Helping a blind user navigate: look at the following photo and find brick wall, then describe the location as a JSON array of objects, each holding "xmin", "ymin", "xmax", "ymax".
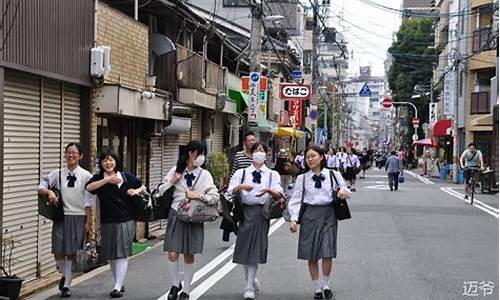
[{"xmin": 97, "ymin": 3, "xmax": 149, "ymax": 90}]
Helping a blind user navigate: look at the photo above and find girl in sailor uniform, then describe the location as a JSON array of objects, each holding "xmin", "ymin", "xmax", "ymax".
[
  {"xmin": 158, "ymin": 140, "xmax": 220, "ymax": 300},
  {"xmin": 37, "ymin": 143, "xmax": 93, "ymax": 298},
  {"xmin": 288, "ymin": 145, "xmax": 351, "ymax": 299},
  {"xmin": 228, "ymin": 142, "xmax": 284, "ymax": 300}
]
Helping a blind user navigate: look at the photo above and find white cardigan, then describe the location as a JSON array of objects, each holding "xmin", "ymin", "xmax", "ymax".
[{"xmin": 158, "ymin": 166, "xmax": 220, "ymax": 211}]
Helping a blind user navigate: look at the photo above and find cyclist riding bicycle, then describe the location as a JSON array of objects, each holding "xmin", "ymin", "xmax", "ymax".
[{"xmin": 459, "ymin": 142, "xmax": 484, "ymax": 199}]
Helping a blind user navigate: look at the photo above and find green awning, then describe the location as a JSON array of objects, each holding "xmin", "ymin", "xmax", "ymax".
[{"xmin": 228, "ymin": 89, "xmax": 250, "ymax": 113}]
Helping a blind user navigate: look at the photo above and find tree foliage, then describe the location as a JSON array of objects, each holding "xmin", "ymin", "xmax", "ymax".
[{"xmin": 388, "ymin": 18, "xmax": 437, "ymax": 147}]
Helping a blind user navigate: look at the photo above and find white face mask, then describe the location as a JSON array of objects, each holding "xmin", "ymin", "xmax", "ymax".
[
  {"xmin": 194, "ymin": 155, "xmax": 205, "ymax": 167},
  {"xmin": 252, "ymin": 152, "xmax": 267, "ymax": 164}
]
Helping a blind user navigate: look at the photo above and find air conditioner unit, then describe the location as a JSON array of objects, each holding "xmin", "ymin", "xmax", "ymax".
[{"xmin": 90, "ymin": 46, "xmax": 111, "ymax": 78}]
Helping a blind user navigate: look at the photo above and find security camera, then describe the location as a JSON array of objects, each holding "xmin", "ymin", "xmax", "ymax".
[{"xmin": 141, "ymin": 91, "xmax": 155, "ymax": 100}]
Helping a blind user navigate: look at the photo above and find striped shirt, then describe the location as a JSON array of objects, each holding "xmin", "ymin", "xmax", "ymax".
[{"xmin": 231, "ymin": 150, "xmax": 253, "ymax": 176}]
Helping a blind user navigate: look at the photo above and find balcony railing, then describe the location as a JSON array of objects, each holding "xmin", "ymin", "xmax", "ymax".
[{"xmin": 473, "ymin": 27, "xmax": 494, "ymax": 53}]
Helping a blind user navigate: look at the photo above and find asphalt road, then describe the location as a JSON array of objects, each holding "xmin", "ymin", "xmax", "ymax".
[{"xmin": 29, "ymin": 168, "xmax": 499, "ymax": 300}]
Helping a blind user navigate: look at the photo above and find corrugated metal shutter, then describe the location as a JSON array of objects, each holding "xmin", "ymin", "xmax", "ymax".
[
  {"xmin": 191, "ymin": 109, "xmax": 203, "ymax": 141},
  {"xmin": 3, "ymin": 71, "xmax": 41, "ymax": 281},
  {"xmin": 62, "ymin": 83, "xmax": 81, "ymax": 145},
  {"xmin": 163, "ymin": 135, "xmax": 179, "ymax": 172},
  {"xmin": 212, "ymin": 113, "xmax": 224, "ymax": 153},
  {"xmin": 38, "ymin": 78, "xmax": 63, "ymax": 277},
  {"xmin": 148, "ymin": 136, "xmax": 163, "ymax": 232}
]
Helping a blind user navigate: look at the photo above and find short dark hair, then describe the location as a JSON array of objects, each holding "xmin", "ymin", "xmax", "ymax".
[
  {"xmin": 303, "ymin": 144, "xmax": 327, "ymax": 172},
  {"xmin": 98, "ymin": 150, "xmax": 122, "ymax": 175},
  {"xmin": 244, "ymin": 131, "xmax": 256, "ymax": 141},
  {"xmin": 65, "ymin": 142, "xmax": 82, "ymax": 154},
  {"xmin": 176, "ymin": 140, "xmax": 205, "ymax": 173},
  {"xmin": 468, "ymin": 143, "xmax": 476, "ymax": 148},
  {"xmin": 391, "ymin": 150, "xmax": 397, "ymax": 155},
  {"xmin": 250, "ymin": 142, "xmax": 268, "ymax": 154}
]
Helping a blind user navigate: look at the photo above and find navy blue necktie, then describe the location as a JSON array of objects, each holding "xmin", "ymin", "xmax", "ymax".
[
  {"xmin": 252, "ymin": 171, "xmax": 262, "ymax": 184},
  {"xmin": 312, "ymin": 174, "xmax": 325, "ymax": 189},
  {"xmin": 185, "ymin": 173, "xmax": 196, "ymax": 187},
  {"xmin": 67, "ymin": 174, "xmax": 77, "ymax": 188}
]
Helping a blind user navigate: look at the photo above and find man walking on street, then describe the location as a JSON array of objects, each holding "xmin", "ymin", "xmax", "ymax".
[
  {"xmin": 385, "ymin": 150, "xmax": 403, "ymax": 191},
  {"xmin": 231, "ymin": 131, "xmax": 257, "ymax": 176}
]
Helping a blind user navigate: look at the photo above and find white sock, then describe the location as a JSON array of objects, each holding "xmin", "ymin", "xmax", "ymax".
[
  {"xmin": 321, "ymin": 275, "xmax": 330, "ymax": 289},
  {"xmin": 56, "ymin": 259, "xmax": 65, "ymax": 274},
  {"xmin": 243, "ymin": 265, "xmax": 249, "ymax": 280},
  {"xmin": 182, "ymin": 263, "xmax": 195, "ymax": 294},
  {"xmin": 113, "ymin": 258, "xmax": 128, "ymax": 291},
  {"xmin": 109, "ymin": 260, "xmax": 117, "ymax": 281},
  {"xmin": 63, "ymin": 258, "xmax": 73, "ymax": 288},
  {"xmin": 313, "ymin": 279, "xmax": 321, "ymax": 292},
  {"xmin": 245, "ymin": 265, "xmax": 257, "ymax": 291},
  {"xmin": 167, "ymin": 259, "xmax": 181, "ymax": 287}
]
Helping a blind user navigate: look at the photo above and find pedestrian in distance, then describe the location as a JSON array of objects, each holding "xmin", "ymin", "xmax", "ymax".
[
  {"xmin": 359, "ymin": 148, "xmax": 370, "ymax": 179},
  {"xmin": 228, "ymin": 142, "xmax": 285, "ymax": 300},
  {"xmin": 326, "ymin": 148, "xmax": 338, "ymax": 170},
  {"xmin": 85, "ymin": 150, "xmax": 147, "ymax": 298},
  {"xmin": 385, "ymin": 150, "xmax": 403, "ymax": 191},
  {"xmin": 288, "ymin": 145, "xmax": 351, "ymax": 300},
  {"xmin": 158, "ymin": 140, "xmax": 220, "ymax": 300},
  {"xmin": 344, "ymin": 148, "xmax": 361, "ymax": 192},
  {"xmin": 336, "ymin": 147, "xmax": 347, "ymax": 175},
  {"xmin": 295, "ymin": 149, "xmax": 306, "ymax": 174},
  {"xmin": 37, "ymin": 143, "xmax": 94, "ymax": 298},
  {"xmin": 459, "ymin": 142, "xmax": 484, "ymax": 199}
]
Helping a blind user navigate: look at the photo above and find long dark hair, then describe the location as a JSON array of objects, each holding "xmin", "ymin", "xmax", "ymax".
[
  {"xmin": 303, "ymin": 144, "xmax": 327, "ymax": 173},
  {"xmin": 176, "ymin": 140, "xmax": 205, "ymax": 173},
  {"xmin": 98, "ymin": 150, "xmax": 122, "ymax": 175},
  {"xmin": 250, "ymin": 142, "xmax": 268, "ymax": 154}
]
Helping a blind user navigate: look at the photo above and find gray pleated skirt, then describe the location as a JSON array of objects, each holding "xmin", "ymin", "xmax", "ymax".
[
  {"xmin": 100, "ymin": 220, "xmax": 136, "ymax": 261},
  {"xmin": 233, "ymin": 204, "xmax": 270, "ymax": 265},
  {"xmin": 52, "ymin": 215, "xmax": 86, "ymax": 255},
  {"xmin": 163, "ymin": 208, "xmax": 204, "ymax": 255},
  {"xmin": 298, "ymin": 204, "xmax": 338, "ymax": 260}
]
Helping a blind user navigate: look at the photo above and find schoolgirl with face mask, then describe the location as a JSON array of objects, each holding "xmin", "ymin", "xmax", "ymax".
[
  {"xmin": 158, "ymin": 140, "xmax": 220, "ymax": 300},
  {"xmin": 228, "ymin": 142, "xmax": 285, "ymax": 300}
]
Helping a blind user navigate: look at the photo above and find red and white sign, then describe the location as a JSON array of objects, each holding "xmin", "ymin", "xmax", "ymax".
[
  {"xmin": 280, "ymin": 83, "xmax": 311, "ymax": 100},
  {"xmin": 412, "ymin": 117, "xmax": 420, "ymax": 128},
  {"xmin": 242, "ymin": 76, "xmax": 267, "ymax": 93},
  {"xmin": 289, "ymin": 99, "xmax": 303, "ymax": 128},
  {"xmin": 381, "ymin": 98, "xmax": 393, "ymax": 108}
]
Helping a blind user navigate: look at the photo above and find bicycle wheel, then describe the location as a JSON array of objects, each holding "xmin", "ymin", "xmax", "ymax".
[{"xmin": 470, "ymin": 180, "xmax": 475, "ymax": 205}]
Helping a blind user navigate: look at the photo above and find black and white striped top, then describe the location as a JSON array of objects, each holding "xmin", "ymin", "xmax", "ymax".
[{"xmin": 231, "ymin": 150, "xmax": 253, "ymax": 176}]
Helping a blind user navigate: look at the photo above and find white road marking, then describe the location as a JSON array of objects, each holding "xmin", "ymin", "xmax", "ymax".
[
  {"xmin": 187, "ymin": 219, "xmax": 286, "ymax": 300},
  {"xmin": 405, "ymin": 170, "xmax": 434, "ymax": 185},
  {"xmin": 365, "ymin": 184, "xmax": 389, "ymax": 190},
  {"xmin": 440, "ymin": 187, "xmax": 499, "ymax": 218}
]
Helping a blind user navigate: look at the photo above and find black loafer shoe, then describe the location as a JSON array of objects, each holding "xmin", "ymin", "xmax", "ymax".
[
  {"xmin": 120, "ymin": 286, "xmax": 125, "ymax": 293},
  {"xmin": 167, "ymin": 285, "xmax": 180, "ymax": 300},
  {"xmin": 323, "ymin": 288, "xmax": 335, "ymax": 299},
  {"xmin": 61, "ymin": 287, "xmax": 71, "ymax": 298},
  {"xmin": 314, "ymin": 291, "xmax": 324, "ymax": 299},
  {"xmin": 58, "ymin": 276, "xmax": 65, "ymax": 291},
  {"xmin": 109, "ymin": 289, "xmax": 123, "ymax": 298},
  {"xmin": 179, "ymin": 292, "xmax": 190, "ymax": 300}
]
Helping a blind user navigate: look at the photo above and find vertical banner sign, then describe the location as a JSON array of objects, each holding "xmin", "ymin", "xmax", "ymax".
[
  {"xmin": 289, "ymin": 99, "xmax": 303, "ymax": 128},
  {"xmin": 258, "ymin": 91, "xmax": 268, "ymax": 126},
  {"xmin": 429, "ymin": 103, "xmax": 437, "ymax": 124},
  {"xmin": 443, "ymin": 79, "xmax": 453, "ymax": 116},
  {"xmin": 248, "ymin": 72, "xmax": 260, "ymax": 126}
]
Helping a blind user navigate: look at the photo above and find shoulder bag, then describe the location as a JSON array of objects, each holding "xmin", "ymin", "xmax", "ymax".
[
  {"xmin": 73, "ymin": 233, "xmax": 99, "ymax": 273},
  {"xmin": 231, "ymin": 169, "xmax": 246, "ymax": 224},
  {"xmin": 262, "ymin": 172, "xmax": 285, "ymax": 220},
  {"xmin": 178, "ymin": 170, "xmax": 220, "ymax": 223},
  {"xmin": 38, "ymin": 170, "xmax": 64, "ymax": 221},
  {"xmin": 151, "ymin": 182, "xmax": 174, "ymax": 220},
  {"xmin": 329, "ymin": 171, "xmax": 351, "ymax": 220},
  {"xmin": 123, "ymin": 172, "xmax": 154, "ymax": 222}
]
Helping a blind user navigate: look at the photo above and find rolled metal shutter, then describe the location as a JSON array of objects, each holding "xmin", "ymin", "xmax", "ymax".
[
  {"xmin": 148, "ymin": 136, "xmax": 163, "ymax": 232},
  {"xmin": 38, "ymin": 78, "xmax": 63, "ymax": 277},
  {"xmin": 62, "ymin": 83, "xmax": 81, "ymax": 145},
  {"xmin": 163, "ymin": 135, "xmax": 179, "ymax": 172},
  {"xmin": 3, "ymin": 71, "xmax": 41, "ymax": 281},
  {"xmin": 190, "ymin": 109, "xmax": 203, "ymax": 141},
  {"xmin": 211, "ymin": 113, "xmax": 224, "ymax": 153}
]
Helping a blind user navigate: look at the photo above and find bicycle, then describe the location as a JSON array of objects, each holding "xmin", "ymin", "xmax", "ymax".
[{"xmin": 465, "ymin": 167, "xmax": 481, "ymax": 205}]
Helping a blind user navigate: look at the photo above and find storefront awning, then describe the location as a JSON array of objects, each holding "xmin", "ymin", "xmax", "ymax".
[
  {"xmin": 276, "ymin": 127, "xmax": 305, "ymax": 138},
  {"xmin": 228, "ymin": 89, "xmax": 250, "ymax": 113},
  {"xmin": 433, "ymin": 119, "xmax": 453, "ymax": 137}
]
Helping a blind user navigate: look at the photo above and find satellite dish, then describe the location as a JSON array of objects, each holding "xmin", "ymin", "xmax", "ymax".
[{"xmin": 151, "ymin": 34, "xmax": 176, "ymax": 56}]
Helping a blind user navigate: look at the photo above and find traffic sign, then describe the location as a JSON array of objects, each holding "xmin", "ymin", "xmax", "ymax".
[
  {"xmin": 382, "ymin": 98, "xmax": 393, "ymax": 108},
  {"xmin": 292, "ymin": 70, "xmax": 302, "ymax": 79},
  {"xmin": 310, "ymin": 110, "xmax": 318, "ymax": 120},
  {"xmin": 412, "ymin": 117, "xmax": 420, "ymax": 128},
  {"xmin": 280, "ymin": 83, "xmax": 311, "ymax": 100},
  {"xmin": 359, "ymin": 82, "xmax": 372, "ymax": 97}
]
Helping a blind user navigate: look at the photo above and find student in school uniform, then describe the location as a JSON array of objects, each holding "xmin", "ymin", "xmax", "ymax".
[
  {"xmin": 326, "ymin": 148, "xmax": 338, "ymax": 170},
  {"xmin": 336, "ymin": 148, "xmax": 347, "ymax": 174},
  {"xmin": 288, "ymin": 145, "xmax": 351, "ymax": 300},
  {"xmin": 86, "ymin": 151, "xmax": 147, "ymax": 298},
  {"xmin": 38, "ymin": 143, "xmax": 93, "ymax": 298},
  {"xmin": 158, "ymin": 140, "xmax": 220, "ymax": 300},
  {"xmin": 344, "ymin": 148, "xmax": 361, "ymax": 192},
  {"xmin": 228, "ymin": 142, "xmax": 284, "ymax": 300}
]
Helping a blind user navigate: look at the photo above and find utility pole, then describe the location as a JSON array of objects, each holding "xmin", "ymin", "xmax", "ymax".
[
  {"xmin": 452, "ymin": 52, "xmax": 460, "ymax": 183},
  {"xmin": 249, "ymin": 1, "xmax": 263, "ymax": 72},
  {"xmin": 312, "ymin": 0, "xmax": 319, "ymax": 143}
]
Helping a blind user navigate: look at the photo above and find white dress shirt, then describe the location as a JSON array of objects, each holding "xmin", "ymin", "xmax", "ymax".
[
  {"xmin": 288, "ymin": 168, "xmax": 351, "ymax": 222},
  {"xmin": 345, "ymin": 154, "xmax": 361, "ymax": 168},
  {"xmin": 228, "ymin": 164, "xmax": 283, "ymax": 205},
  {"xmin": 326, "ymin": 155, "xmax": 337, "ymax": 168},
  {"xmin": 336, "ymin": 153, "xmax": 347, "ymax": 168}
]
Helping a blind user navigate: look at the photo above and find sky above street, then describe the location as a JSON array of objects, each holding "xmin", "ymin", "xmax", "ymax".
[{"xmin": 328, "ymin": 0, "xmax": 402, "ymax": 77}]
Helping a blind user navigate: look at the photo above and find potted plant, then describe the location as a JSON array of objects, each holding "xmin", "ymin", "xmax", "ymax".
[
  {"xmin": 0, "ymin": 237, "xmax": 23, "ymax": 300},
  {"xmin": 209, "ymin": 152, "xmax": 229, "ymax": 190}
]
